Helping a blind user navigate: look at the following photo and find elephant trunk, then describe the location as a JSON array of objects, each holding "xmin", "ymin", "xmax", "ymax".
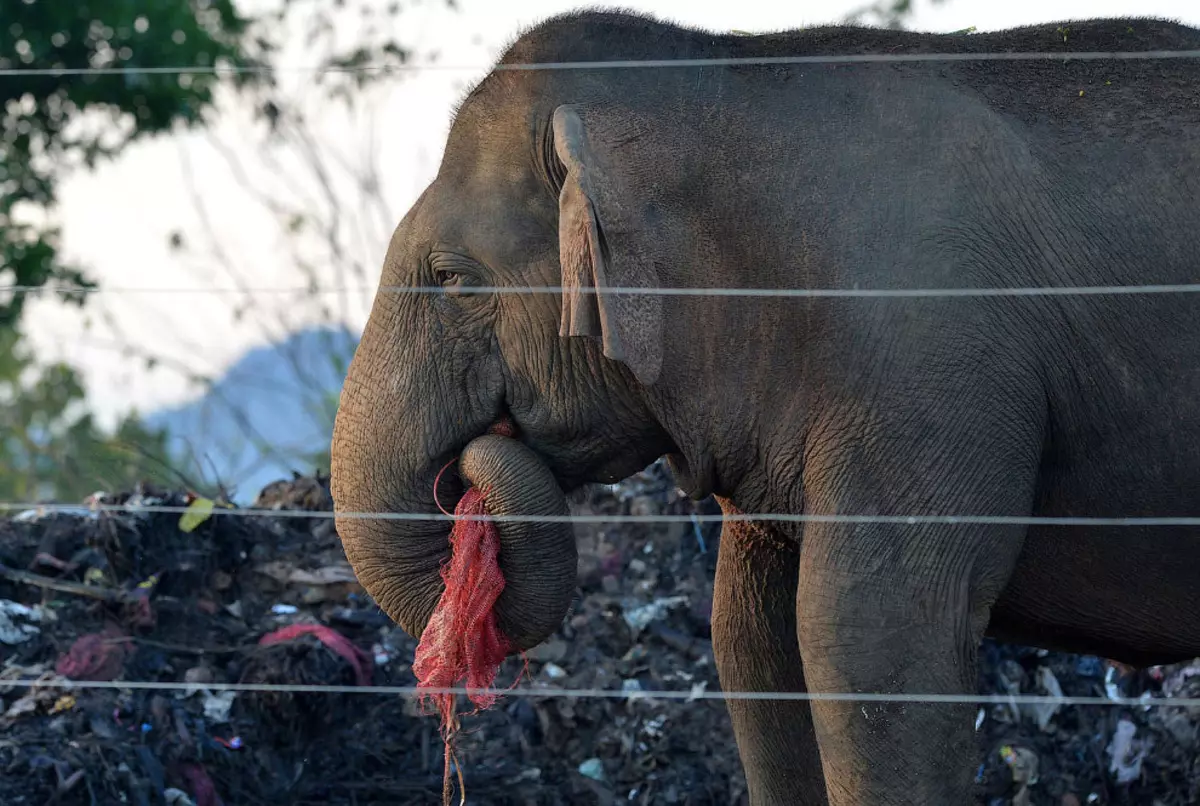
[{"xmin": 331, "ymin": 419, "xmax": 577, "ymax": 654}]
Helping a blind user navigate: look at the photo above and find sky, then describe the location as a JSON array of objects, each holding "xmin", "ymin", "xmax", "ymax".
[{"xmin": 24, "ymin": 0, "xmax": 1200, "ymax": 427}]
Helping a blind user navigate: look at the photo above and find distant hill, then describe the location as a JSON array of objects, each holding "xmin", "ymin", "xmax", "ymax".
[{"xmin": 145, "ymin": 326, "xmax": 358, "ymax": 502}]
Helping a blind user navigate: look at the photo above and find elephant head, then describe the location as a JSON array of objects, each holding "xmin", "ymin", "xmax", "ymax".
[{"xmin": 329, "ymin": 28, "xmax": 698, "ymax": 653}]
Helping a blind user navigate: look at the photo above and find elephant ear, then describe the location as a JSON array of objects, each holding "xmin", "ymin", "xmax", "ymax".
[{"xmin": 552, "ymin": 104, "xmax": 663, "ymax": 387}]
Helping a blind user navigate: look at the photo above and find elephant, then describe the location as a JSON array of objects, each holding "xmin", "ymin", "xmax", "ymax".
[{"xmin": 329, "ymin": 10, "xmax": 1200, "ymax": 805}]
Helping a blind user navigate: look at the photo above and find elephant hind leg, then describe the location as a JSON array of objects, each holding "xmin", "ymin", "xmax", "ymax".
[{"xmin": 711, "ymin": 496, "xmax": 828, "ymax": 806}]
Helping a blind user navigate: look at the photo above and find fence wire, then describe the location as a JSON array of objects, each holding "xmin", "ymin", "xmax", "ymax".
[
  {"xmin": 3, "ymin": 47, "xmax": 1200, "ymax": 78},
  {"xmin": 5, "ymin": 501, "xmax": 1200, "ymax": 528},
  {"xmin": 10, "ymin": 281, "xmax": 1200, "ymax": 298},
  {"xmin": 1, "ymin": 676, "xmax": 1197, "ymax": 710}
]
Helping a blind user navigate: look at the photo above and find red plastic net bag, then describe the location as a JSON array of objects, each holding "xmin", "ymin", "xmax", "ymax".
[
  {"xmin": 413, "ymin": 420, "xmax": 523, "ymax": 805},
  {"xmin": 412, "ymin": 486, "xmax": 510, "ymax": 719}
]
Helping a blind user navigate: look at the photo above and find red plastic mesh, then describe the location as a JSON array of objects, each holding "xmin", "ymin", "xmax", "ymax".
[
  {"xmin": 258, "ymin": 623, "xmax": 372, "ymax": 686},
  {"xmin": 412, "ymin": 418, "xmax": 521, "ymax": 804},
  {"xmin": 412, "ymin": 485, "xmax": 511, "ymax": 721}
]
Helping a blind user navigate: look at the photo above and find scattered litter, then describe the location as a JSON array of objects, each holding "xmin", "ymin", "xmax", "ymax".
[
  {"xmin": 1000, "ymin": 744, "xmax": 1040, "ymax": 806},
  {"xmin": 164, "ymin": 788, "xmax": 197, "ymax": 806},
  {"xmin": 178, "ymin": 497, "xmax": 217, "ymax": 533},
  {"xmin": 578, "ymin": 757, "xmax": 605, "ymax": 781},
  {"xmin": 258, "ymin": 623, "xmax": 372, "ymax": 686},
  {"xmin": 201, "ymin": 690, "xmax": 237, "ymax": 723},
  {"xmin": 1032, "ymin": 666, "xmax": 1065, "ymax": 731},
  {"xmin": 1, "ymin": 669, "xmax": 74, "ymax": 724},
  {"xmin": 690, "ymin": 512, "xmax": 707, "ymax": 553},
  {"xmin": 270, "ymin": 604, "xmax": 298, "ymax": 616},
  {"xmin": 0, "ymin": 469, "xmax": 1198, "ymax": 804},
  {"xmin": 54, "ymin": 627, "xmax": 133, "ymax": 681},
  {"xmin": 179, "ymin": 762, "xmax": 222, "ymax": 806},
  {"xmin": 1105, "ymin": 665, "xmax": 1124, "ymax": 700},
  {"xmin": 622, "ymin": 596, "xmax": 689, "ymax": 633},
  {"xmin": 1107, "ymin": 719, "xmax": 1151, "ymax": 784},
  {"xmin": 1159, "ymin": 659, "xmax": 1200, "ymax": 700},
  {"xmin": 0, "ymin": 600, "xmax": 43, "ymax": 644},
  {"xmin": 49, "ymin": 695, "xmax": 75, "ymax": 714}
]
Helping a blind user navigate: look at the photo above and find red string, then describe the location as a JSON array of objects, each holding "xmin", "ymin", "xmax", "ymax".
[{"xmin": 413, "ymin": 418, "xmax": 523, "ymax": 805}]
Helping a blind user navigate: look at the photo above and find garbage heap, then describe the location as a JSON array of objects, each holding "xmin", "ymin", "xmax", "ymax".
[{"xmin": 0, "ymin": 464, "xmax": 1197, "ymax": 805}]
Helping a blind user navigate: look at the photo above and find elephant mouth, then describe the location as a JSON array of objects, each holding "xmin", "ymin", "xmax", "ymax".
[{"xmin": 433, "ymin": 413, "xmax": 521, "ymax": 513}]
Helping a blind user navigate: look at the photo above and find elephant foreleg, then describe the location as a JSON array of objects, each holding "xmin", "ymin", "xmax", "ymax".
[
  {"xmin": 711, "ymin": 496, "xmax": 828, "ymax": 805},
  {"xmin": 795, "ymin": 396, "xmax": 1041, "ymax": 806}
]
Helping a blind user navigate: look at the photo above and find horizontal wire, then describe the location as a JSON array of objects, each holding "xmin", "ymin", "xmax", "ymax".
[
  {"xmin": 5, "ymin": 501, "xmax": 1200, "ymax": 527},
  {"xmin": 9, "ymin": 282, "xmax": 1200, "ymax": 299},
  {"xmin": 0, "ymin": 676, "xmax": 1196, "ymax": 708},
  {"xmin": 3, "ymin": 48, "xmax": 1200, "ymax": 77}
]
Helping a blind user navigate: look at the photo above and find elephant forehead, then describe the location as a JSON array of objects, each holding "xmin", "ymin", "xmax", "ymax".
[{"xmin": 415, "ymin": 176, "xmax": 557, "ymax": 261}]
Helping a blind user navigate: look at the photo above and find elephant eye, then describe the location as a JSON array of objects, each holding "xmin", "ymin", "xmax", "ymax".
[{"xmin": 429, "ymin": 250, "xmax": 483, "ymax": 299}]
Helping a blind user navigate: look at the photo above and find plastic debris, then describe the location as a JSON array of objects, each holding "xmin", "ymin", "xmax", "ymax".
[
  {"xmin": 1032, "ymin": 666, "xmax": 1065, "ymax": 731},
  {"xmin": 1104, "ymin": 665, "xmax": 1123, "ymax": 700},
  {"xmin": 1, "ymin": 669, "xmax": 74, "ymax": 723},
  {"xmin": 202, "ymin": 690, "xmax": 236, "ymax": 723},
  {"xmin": 1107, "ymin": 718, "xmax": 1150, "ymax": 784},
  {"xmin": 258, "ymin": 623, "xmax": 372, "ymax": 686},
  {"xmin": 179, "ymin": 762, "xmax": 223, "ymax": 806},
  {"xmin": 164, "ymin": 788, "xmax": 198, "ymax": 806},
  {"xmin": 49, "ymin": 695, "xmax": 75, "ymax": 714},
  {"xmin": 621, "ymin": 596, "xmax": 688, "ymax": 634},
  {"xmin": 179, "ymin": 498, "xmax": 217, "ymax": 533},
  {"xmin": 0, "ymin": 600, "xmax": 43, "ymax": 645},
  {"xmin": 1159, "ymin": 658, "xmax": 1200, "ymax": 699},
  {"xmin": 1000, "ymin": 744, "xmax": 1040, "ymax": 806},
  {"xmin": 55, "ymin": 627, "xmax": 133, "ymax": 681},
  {"xmin": 542, "ymin": 663, "xmax": 567, "ymax": 680},
  {"xmin": 270, "ymin": 604, "xmax": 298, "ymax": 615},
  {"xmin": 578, "ymin": 757, "xmax": 605, "ymax": 781}
]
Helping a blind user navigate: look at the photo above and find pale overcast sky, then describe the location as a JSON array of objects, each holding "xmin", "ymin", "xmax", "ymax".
[{"xmin": 25, "ymin": 0, "xmax": 1200, "ymax": 426}]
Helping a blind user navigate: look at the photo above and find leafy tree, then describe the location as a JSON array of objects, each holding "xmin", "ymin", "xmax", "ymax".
[
  {"xmin": 844, "ymin": 0, "xmax": 948, "ymax": 30},
  {"xmin": 0, "ymin": 328, "xmax": 179, "ymax": 501},
  {"xmin": 0, "ymin": 1, "xmax": 263, "ymax": 500},
  {"xmin": 1, "ymin": 0, "xmax": 262, "ymax": 326}
]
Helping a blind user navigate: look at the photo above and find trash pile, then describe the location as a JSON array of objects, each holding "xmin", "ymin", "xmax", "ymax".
[{"xmin": 0, "ymin": 463, "xmax": 1197, "ymax": 805}]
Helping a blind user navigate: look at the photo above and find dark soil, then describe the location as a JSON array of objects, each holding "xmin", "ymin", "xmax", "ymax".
[{"xmin": 1, "ymin": 463, "xmax": 1197, "ymax": 806}]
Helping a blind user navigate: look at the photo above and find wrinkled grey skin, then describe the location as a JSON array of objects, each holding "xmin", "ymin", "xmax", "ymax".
[{"xmin": 331, "ymin": 10, "xmax": 1200, "ymax": 805}]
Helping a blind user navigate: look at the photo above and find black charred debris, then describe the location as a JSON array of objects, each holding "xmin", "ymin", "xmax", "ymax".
[{"xmin": 1, "ymin": 465, "xmax": 1197, "ymax": 806}]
